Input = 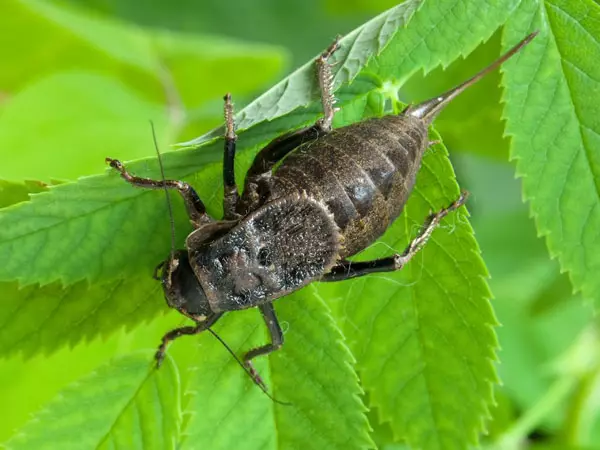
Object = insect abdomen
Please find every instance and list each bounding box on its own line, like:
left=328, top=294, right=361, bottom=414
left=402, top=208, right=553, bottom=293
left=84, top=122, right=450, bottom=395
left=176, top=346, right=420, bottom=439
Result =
left=271, top=114, right=428, bottom=258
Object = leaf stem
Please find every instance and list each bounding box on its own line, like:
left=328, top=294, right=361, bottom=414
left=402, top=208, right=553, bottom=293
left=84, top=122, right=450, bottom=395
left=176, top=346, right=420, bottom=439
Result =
left=492, top=376, right=576, bottom=449
left=560, top=367, right=600, bottom=446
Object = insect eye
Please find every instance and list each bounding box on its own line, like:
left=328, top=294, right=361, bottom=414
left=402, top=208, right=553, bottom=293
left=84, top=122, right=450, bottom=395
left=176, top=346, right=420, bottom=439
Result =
left=257, top=247, right=272, bottom=266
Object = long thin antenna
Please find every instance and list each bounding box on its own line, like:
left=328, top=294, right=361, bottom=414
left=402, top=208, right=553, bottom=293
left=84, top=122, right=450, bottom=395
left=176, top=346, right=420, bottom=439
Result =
left=405, top=31, right=538, bottom=124
left=207, top=328, right=291, bottom=406
left=150, top=121, right=177, bottom=259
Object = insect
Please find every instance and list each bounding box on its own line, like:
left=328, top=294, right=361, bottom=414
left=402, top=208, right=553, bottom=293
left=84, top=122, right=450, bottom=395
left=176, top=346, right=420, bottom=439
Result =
left=106, top=32, right=536, bottom=392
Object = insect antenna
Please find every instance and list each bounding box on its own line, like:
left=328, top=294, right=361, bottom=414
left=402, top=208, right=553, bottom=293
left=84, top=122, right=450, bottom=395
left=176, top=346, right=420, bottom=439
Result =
left=207, top=327, right=292, bottom=406
left=150, top=121, right=177, bottom=262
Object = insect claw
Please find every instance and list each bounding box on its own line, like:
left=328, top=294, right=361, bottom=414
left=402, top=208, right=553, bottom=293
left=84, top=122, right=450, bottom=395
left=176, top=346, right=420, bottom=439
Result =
left=454, top=190, right=470, bottom=209
left=155, top=349, right=165, bottom=369
left=105, top=157, right=125, bottom=172
left=321, top=35, right=341, bottom=60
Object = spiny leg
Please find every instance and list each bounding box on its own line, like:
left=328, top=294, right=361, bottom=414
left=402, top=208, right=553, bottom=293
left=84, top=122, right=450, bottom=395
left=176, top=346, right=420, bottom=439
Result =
left=316, top=36, right=341, bottom=132
left=321, top=192, right=469, bottom=282
left=239, top=125, right=323, bottom=214
left=222, top=93, right=240, bottom=219
left=155, top=312, right=223, bottom=367
left=243, top=303, right=283, bottom=391
left=106, top=158, right=210, bottom=227
left=239, top=38, right=342, bottom=213
left=245, top=126, right=321, bottom=179
left=248, top=36, right=342, bottom=179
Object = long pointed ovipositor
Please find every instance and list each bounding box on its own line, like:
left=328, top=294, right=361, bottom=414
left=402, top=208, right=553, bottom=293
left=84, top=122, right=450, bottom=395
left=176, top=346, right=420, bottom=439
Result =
left=404, top=31, right=538, bottom=124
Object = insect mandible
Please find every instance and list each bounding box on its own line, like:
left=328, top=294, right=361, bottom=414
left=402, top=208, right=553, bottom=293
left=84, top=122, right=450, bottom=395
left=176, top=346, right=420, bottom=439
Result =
left=106, top=32, right=537, bottom=391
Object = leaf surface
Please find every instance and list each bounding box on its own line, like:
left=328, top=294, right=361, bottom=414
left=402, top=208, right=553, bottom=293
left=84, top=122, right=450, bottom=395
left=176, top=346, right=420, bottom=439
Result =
left=177, top=288, right=373, bottom=450
left=4, top=354, right=182, bottom=450
left=0, top=1, right=535, bottom=448
left=501, top=0, right=600, bottom=303
left=0, top=0, right=285, bottom=182
left=2, top=0, right=285, bottom=104
left=0, top=277, right=163, bottom=357
left=327, top=132, right=496, bottom=449
left=181, top=0, right=420, bottom=145
left=0, top=180, right=48, bottom=208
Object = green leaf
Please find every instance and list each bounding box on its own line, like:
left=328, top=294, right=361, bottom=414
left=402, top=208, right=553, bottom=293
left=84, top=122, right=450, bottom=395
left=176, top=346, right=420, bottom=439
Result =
left=1, top=0, right=285, bottom=105
left=457, top=153, right=595, bottom=440
left=0, top=146, right=220, bottom=285
left=178, top=287, right=373, bottom=450
left=328, top=131, right=495, bottom=449
left=0, top=180, right=167, bottom=357
left=0, top=277, right=164, bottom=357
left=270, top=290, right=373, bottom=449
left=0, top=180, right=48, bottom=209
left=181, top=0, right=521, bottom=148
left=4, top=353, right=182, bottom=450
left=501, top=0, right=600, bottom=303
left=181, top=0, right=420, bottom=146
left=364, top=0, right=520, bottom=83
left=0, top=73, right=167, bottom=181
left=0, top=0, right=286, bottom=182
left=0, top=1, right=539, bottom=448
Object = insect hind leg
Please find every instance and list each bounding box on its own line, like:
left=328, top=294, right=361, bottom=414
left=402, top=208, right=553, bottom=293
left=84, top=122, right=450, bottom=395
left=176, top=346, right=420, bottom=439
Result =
left=316, top=36, right=341, bottom=132
left=222, top=93, right=240, bottom=220
left=321, top=192, right=469, bottom=281
left=238, top=38, right=342, bottom=214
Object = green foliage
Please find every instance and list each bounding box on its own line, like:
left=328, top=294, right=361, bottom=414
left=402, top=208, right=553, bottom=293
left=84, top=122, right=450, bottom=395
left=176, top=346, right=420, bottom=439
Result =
left=334, top=134, right=496, bottom=448
left=502, top=0, right=600, bottom=304
left=1, top=0, right=599, bottom=450
left=0, top=0, right=285, bottom=181
left=177, top=291, right=373, bottom=449
left=5, top=353, right=182, bottom=450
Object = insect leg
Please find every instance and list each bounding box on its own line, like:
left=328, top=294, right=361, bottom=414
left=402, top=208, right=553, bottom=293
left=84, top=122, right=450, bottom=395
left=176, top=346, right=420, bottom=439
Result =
left=321, top=192, right=469, bottom=282
left=155, top=312, right=223, bottom=367
left=238, top=125, right=323, bottom=214
left=238, top=39, right=341, bottom=213
left=239, top=39, right=340, bottom=203
left=222, top=93, right=240, bottom=219
left=247, top=125, right=321, bottom=177
left=316, top=37, right=341, bottom=132
left=106, top=158, right=210, bottom=227
left=243, top=303, right=283, bottom=390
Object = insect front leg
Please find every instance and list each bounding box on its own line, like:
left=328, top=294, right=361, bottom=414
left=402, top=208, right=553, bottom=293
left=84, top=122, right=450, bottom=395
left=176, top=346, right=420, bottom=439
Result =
left=243, top=303, right=283, bottom=390
left=155, top=312, right=223, bottom=367
left=222, top=93, right=240, bottom=220
left=321, top=192, right=469, bottom=281
left=106, top=158, right=211, bottom=227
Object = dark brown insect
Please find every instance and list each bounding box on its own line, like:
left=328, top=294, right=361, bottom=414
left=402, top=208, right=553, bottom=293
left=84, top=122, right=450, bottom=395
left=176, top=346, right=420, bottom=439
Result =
left=106, top=32, right=536, bottom=393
